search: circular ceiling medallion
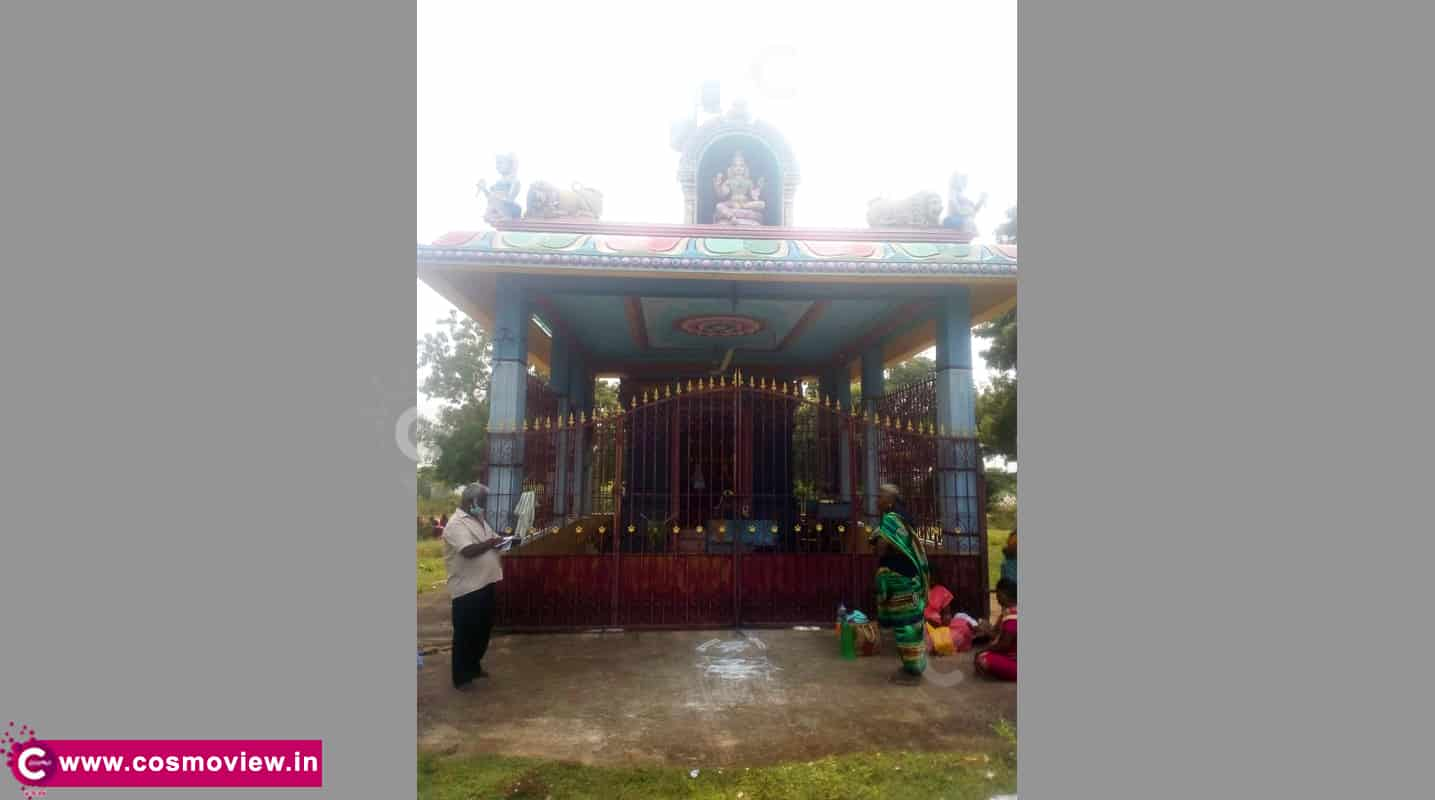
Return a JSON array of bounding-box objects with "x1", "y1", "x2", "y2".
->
[{"x1": 675, "y1": 314, "x2": 765, "y2": 338}]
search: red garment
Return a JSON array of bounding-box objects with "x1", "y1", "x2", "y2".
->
[
  {"x1": 924, "y1": 584, "x2": 954, "y2": 626},
  {"x1": 977, "y1": 651, "x2": 1017, "y2": 681},
  {"x1": 950, "y1": 621, "x2": 974, "y2": 652},
  {"x1": 976, "y1": 606, "x2": 1016, "y2": 681}
]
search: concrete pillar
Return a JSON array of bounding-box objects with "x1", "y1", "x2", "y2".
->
[
  {"x1": 833, "y1": 366, "x2": 854, "y2": 503},
  {"x1": 581, "y1": 373, "x2": 596, "y2": 515},
  {"x1": 567, "y1": 354, "x2": 588, "y2": 516},
  {"x1": 861, "y1": 345, "x2": 885, "y2": 525},
  {"x1": 934, "y1": 288, "x2": 980, "y2": 552},
  {"x1": 549, "y1": 334, "x2": 571, "y2": 516},
  {"x1": 485, "y1": 274, "x2": 528, "y2": 533}
]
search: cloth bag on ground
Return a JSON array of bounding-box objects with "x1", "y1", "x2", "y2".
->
[
  {"x1": 926, "y1": 622, "x2": 956, "y2": 656},
  {"x1": 852, "y1": 621, "x2": 881, "y2": 656}
]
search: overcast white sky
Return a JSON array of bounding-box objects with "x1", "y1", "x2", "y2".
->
[{"x1": 417, "y1": 0, "x2": 1015, "y2": 418}]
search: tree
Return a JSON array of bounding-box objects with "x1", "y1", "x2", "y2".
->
[
  {"x1": 976, "y1": 372, "x2": 1016, "y2": 461},
  {"x1": 418, "y1": 311, "x2": 494, "y2": 487},
  {"x1": 594, "y1": 379, "x2": 621, "y2": 415},
  {"x1": 975, "y1": 307, "x2": 1016, "y2": 463},
  {"x1": 846, "y1": 355, "x2": 936, "y2": 409},
  {"x1": 419, "y1": 311, "x2": 491, "y2": 407},
  {"x1": 886, "y1": 355, "x2": 936, "y2": 393},
  {"x1": 976, "y1": 200, "x2": 1016, "y2": 466}
]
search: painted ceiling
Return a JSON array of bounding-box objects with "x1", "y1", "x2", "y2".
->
[{"x1": 540, "y1": 293, "x2": 900, "y2": 367}]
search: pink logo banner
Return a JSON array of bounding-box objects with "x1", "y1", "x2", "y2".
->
[{"x1": 7, "y1": 739, "x2": 322, "y2": 789}]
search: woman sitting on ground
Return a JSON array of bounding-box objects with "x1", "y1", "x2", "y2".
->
[{"x1": 974, "y1": 578, "x2": 1017, "y2": 681}]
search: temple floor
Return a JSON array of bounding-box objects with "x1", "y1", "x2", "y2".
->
[{"x1": 418, "y1": 590, "x2": 1016, "y2": 767}]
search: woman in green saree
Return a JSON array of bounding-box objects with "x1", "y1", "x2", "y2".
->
[{"x1": 871, "y1": 483, "x2": 931, "y2": 685}]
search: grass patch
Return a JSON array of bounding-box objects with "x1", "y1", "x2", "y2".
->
[
  {"x1": 987, "y1": 527, "x2": 1011, "y2": 590},
  {"x1": 418, "y1": 539, "x2": 445, "y2": 595},
  {"x1": 418, "y1": 749, "x2": 1014, "y2": 800}
]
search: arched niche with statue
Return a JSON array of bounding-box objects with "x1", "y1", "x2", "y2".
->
[{"x1": 675, "y1": 107, "x2": 799, "y2": 227}]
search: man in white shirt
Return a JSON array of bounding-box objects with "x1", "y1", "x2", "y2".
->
[{"x1": 442, "y1": 483, "x2": 506, "y2": 689}]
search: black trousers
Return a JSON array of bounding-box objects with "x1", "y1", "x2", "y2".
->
[{"x1": 451, "y1": 583, "x2": 496, "y2": 688}]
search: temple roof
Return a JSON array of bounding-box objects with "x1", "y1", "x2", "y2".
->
[
  {"x1": 417, "y1": 221, "x2": 1016, "y2": 377},
  {"x1": 418, "y1": 222, "x2": 1016, "y2": 279}
]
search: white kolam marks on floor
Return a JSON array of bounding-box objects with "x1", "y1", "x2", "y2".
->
[{"x1": 686, "y1": 632, "x2": 784, "y2": 711}]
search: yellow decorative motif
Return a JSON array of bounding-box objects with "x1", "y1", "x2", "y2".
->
[
  {"x1": 696, "y1": 525, "x2": 704, "y2": 533},
  {"x1": 627, "y1": 524, "x2": 636, "y2": 533},
  {"x1": 598, "y1": 525, "x2": 606, "y2": 534},
  {"x1": 816, "y1": 523, "x2": 823, "y2": 532},
  {"x1": 672, "y1": 525, "x2": 680, "y2": 534},
  {"x1": 838, "y1": 525, "x2": 846, "y2": 532}
]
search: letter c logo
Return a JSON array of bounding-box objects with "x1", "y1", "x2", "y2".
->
[{"x1": 17, "y1": 746, "x2": 49, "y2": 781}]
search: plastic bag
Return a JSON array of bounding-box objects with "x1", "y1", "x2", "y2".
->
[{"x1": 927, "y1": 622, "x2": 956, "y2": 656}]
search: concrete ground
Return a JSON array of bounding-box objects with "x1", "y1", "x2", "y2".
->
[{"x1": 418, "y1": 592, "x2": 1016, "y2": 767}]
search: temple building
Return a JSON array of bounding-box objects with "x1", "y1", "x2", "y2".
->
[{"x1": 416, "y1": 102, "x2": 1016, "y2": 629}]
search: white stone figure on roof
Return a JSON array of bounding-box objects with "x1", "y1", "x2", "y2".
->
[
  {"x1": 712, "y1": 151, "x2": 767, "y2": 226},
  {"x1": 942, "y1": 172, "x2": 988, "y2": 237}
]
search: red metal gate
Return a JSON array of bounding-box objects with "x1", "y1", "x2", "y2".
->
[{"x1": 491, "y1": 373, "x2": 987, "y2": 630}]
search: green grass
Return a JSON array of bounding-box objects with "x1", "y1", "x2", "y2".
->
[
  {"x1": 418, "y1": 539, "x2": 445, "y2": 595},
  {"x1": 418, "y1": 749, "x2": 1015, "y2": 800},
  {"x1": 987, "y1": 527, "x2": 1011, "y2": 590}
]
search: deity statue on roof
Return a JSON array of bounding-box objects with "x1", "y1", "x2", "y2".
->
[
  {"x1": 941, "y1": 172, "x2": 988, "y2": 237},
  {"x1": 712, "y1": 151, "x2": 767, "y2": 226},
  {"x1": 476, "y1": 152, "x2": 522, "y2": 225}
]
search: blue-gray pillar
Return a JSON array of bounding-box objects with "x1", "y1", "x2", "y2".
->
[
  {"x1": 549, "y1": 334, "x2": 571, "y2": 516},
  {"x1": 581, "y1": 373, "x2": 596, "y2": 515},
  {"x1": 486, "y1": 275, "x2": 528, "y2": 532},
  {"x1": 567, "y1": 354, "x2": 588, "y2": 517},
  {"x1": 833, "y1": 366, "x2": 854, "y2": 502},
  {"x1": 935, "y1": 288, "x2": 980, "y2": 552},
  {"x1": 861, "y1": 346, "x2": 885, "y2": 525}
]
